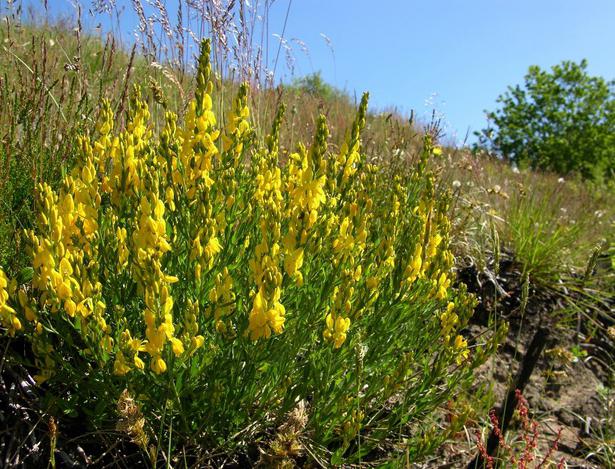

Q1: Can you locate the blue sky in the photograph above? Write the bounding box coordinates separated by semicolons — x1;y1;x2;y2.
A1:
268;0;615;143
18;0;615;144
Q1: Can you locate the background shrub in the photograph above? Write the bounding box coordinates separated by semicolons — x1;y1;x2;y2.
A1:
476;60;615;181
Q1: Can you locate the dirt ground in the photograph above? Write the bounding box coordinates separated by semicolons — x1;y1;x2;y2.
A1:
434;257;614;469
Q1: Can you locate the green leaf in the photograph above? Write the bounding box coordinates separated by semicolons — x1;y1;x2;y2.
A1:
330;448;345;466
17;266;34;284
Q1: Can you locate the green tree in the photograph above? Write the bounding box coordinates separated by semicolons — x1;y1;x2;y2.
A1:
289;71;345;101
477;60;615;180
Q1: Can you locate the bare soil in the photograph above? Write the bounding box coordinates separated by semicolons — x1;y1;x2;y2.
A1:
435;254;614;469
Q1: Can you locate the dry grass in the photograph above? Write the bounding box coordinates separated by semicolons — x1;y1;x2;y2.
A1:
441;148;615;271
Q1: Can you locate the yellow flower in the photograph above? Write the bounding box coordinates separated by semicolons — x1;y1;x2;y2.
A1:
165;187;175;211
134;355;145;370
18;287;37;322
0;269;21;336
324;313;351;348
64;299;77;317
151;356;167;374
114;352;131;376
426;232;443;260
248;288;285;340
454;335;469;365
404;244;423;286
366;276;379;291
169;337;184;356
284;247;304;277
435;272;451;300
333;217;355;254
191;335;205;351
11;316;22;332
204;237;222;259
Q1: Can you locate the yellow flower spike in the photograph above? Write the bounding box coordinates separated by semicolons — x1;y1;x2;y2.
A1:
248;289;267;337
98;317;109;333
209;286;220;307
426;232;443;259
335;316;350;334
440;302;459;342
333;319;350;348
404;243;423;286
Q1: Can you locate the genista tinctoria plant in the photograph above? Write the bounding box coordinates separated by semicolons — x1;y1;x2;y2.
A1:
0;40;504;465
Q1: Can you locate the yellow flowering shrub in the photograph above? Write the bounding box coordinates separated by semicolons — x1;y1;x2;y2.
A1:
0;40;503;464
